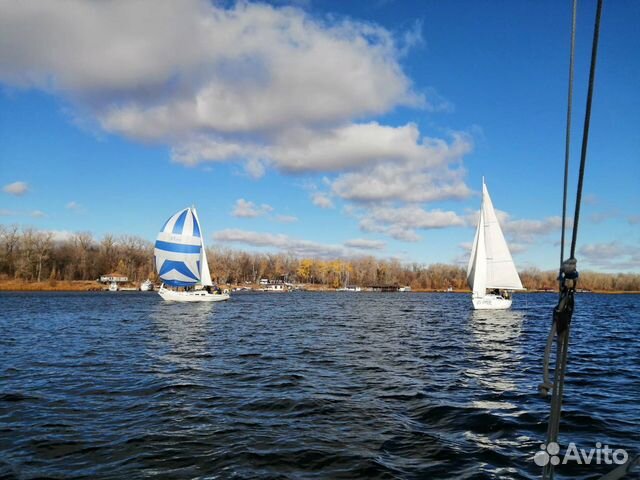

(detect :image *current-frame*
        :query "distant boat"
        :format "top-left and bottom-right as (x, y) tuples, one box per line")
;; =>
(336, 285), (362, 292)
(467, 178), (524, 310)
(154, 206), (230, 302)
(140, 279), (153, 291)
(108, 281), (118, 292)
(261, 282), (289, 292)
(336, 270), (361, 292)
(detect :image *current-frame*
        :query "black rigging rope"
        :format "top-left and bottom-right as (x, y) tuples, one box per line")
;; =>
(542, 1), (604, 479)
(570, 0), (604, 258)
(559, 0), (577, 266)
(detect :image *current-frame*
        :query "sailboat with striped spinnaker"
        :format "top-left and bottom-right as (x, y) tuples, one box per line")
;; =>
(154, 206), (230, 302)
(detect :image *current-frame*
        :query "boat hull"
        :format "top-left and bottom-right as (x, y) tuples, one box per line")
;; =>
(158, 286), (230, 302)
(472, 294), (512, 310)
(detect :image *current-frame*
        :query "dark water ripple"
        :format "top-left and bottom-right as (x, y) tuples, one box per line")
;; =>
(1, 292), (639, 479)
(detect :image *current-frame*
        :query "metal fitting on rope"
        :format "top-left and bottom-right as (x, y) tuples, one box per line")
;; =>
(558, 257), (578, 281)
(554, 257), (578, 335)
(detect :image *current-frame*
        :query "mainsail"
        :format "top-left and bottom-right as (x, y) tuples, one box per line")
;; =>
(192, 207), (213, 287)
(467, 207), (487, 297)
(154, 207), (205, 287)
(467, 180), (523, 296)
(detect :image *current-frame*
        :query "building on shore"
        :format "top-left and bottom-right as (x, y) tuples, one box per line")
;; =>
(99, 273), (129, 283)
(368, 284), (400, 292)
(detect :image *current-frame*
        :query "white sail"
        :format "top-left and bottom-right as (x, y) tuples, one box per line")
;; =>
(192, 207), (213, 287)
(467, 208), (481, 286)
(154, 207), (202, 287)
(481, 182), (523, 290)
(468, 208), (487, 297)
(467, 179), (523, 299)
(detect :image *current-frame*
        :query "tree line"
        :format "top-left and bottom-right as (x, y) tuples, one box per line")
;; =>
(1, 225), (639, 291)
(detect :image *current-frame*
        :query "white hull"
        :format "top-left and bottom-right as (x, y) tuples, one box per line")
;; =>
(158, 285), (230, 302)
(472, 294), (512, 310)
(108, 282), (118, 292)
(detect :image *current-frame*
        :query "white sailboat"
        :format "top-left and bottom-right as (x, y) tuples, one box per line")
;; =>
(154, 206), (230, 302)
(336, 270), (361, 292)
(467, 178), (524, 310)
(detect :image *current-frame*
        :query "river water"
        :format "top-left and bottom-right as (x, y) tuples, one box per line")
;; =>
(1, 292), (638, 479)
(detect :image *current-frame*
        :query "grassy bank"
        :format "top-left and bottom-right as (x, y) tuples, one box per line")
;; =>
(0, 280), (103, 291)
(1, 279), (638, 294)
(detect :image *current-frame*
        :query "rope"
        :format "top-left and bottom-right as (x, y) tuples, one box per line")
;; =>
(570, 0), (603, 258)
(559, 0), (577, 266)
(597, 455), (640, 480)
(541, 1), (603, 479)
(538, 322), (555, 397)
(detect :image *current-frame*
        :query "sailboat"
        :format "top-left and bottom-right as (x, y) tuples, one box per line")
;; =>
(154, 206), (230, 302)
(336, 270), (361, 292)
(467, 178), (524, 309)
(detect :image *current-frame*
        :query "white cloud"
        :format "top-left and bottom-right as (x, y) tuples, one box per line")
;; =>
(0, 208), (46, 218)
(0, 1), (419, 138)
(66, 201), (85, 212)
(48, 230), (75, 242)
(579, 242), (640, 272)
(0, 0), (482, 250)
(275, 214), (298, 224)
(344, 238), (386, 250)
(3, 181), (28, 196)
(329, 131), (472, 203)
(588, 209), (618, 224)
(231, 198), (273, 218)
(464, 208), (568, 245)
(311, 192), (334, 209)
(172, 122), (473, 185)
(0, 1), (471, 198)
(360, 205), (465, 241)
(244, 158), (267, 179)
(213, 229), (390, 258)
(214, 228), (345, 258)
(271, 122), (450, 172)
(501, 216), (567, 244)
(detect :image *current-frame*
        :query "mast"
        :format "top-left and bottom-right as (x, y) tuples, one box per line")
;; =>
(467, 187), (487, 297)
(473, 208), (487, 297)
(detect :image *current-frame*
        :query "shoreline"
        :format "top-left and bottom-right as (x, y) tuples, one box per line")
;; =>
(0, 281), (638, 295)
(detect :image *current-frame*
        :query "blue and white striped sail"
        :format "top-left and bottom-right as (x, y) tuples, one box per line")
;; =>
(154, 207), (203, 287)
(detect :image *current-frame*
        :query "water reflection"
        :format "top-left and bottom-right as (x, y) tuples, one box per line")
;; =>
(148, 302), (216, 371)
(467, 309), (525, 398)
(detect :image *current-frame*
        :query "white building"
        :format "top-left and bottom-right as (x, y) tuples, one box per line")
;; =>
(100, 273), (128, 283)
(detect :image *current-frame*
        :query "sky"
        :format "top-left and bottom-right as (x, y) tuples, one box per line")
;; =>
(0, 0), (638, 272)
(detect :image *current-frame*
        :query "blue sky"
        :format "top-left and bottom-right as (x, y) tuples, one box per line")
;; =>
(1, 0), (638, 272)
